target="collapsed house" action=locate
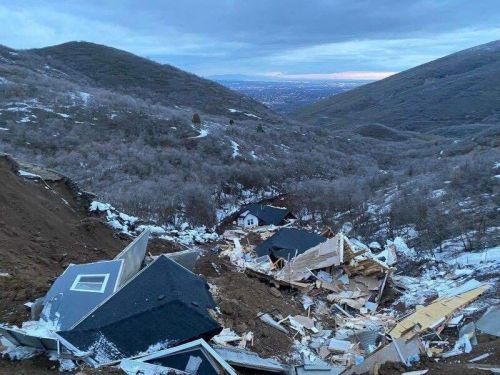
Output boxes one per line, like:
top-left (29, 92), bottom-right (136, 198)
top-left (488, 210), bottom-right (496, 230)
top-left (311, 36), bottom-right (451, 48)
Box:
top-left (120, 339), bottom-right (238, 375)
top-left (255, 228), bottom-right (326, 263)
top-left (59, 255), bottom-right (221, 365)
top-left (0, 230), bottom-right (222, 368)
top-left (237, 204), bottom-right (294, 229)
top-left (218, 225), bottom-right (494, 373)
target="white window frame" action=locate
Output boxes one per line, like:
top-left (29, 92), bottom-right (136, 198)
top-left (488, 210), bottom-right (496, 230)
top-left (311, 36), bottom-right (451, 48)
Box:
top-left (70, 273), bottom-right (110, 293)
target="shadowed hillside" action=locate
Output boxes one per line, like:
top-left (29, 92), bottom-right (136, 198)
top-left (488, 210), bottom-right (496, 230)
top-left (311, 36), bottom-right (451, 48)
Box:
top-left (293, 40), bottom-right (500, 133)
top-left (32, 42), bottom-right (279, 121)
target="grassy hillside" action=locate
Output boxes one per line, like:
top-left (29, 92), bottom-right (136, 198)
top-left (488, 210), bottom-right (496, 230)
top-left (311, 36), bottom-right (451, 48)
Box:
top-left (292, 40), bottom-right (500, 133)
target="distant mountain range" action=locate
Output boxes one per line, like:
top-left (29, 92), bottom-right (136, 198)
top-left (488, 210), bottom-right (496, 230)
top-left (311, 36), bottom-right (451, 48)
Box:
top-left (292, 40), bottom-right (500, 133)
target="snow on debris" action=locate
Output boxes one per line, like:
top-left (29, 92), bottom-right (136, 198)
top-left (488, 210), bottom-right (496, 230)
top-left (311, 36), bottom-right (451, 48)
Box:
top-left (89, 200), bottom-right (219, 245)
top-left (18, 116), bottom-right (31, 123)
top-left (1, 341), bottom-right (40, 360)
top-left (230, 140), bottom-right (240, 158)
top-left (0, 127), bottom-right (9, 131)
top-left (445, 245), bottom-right (500, 267)
top-left (89, 333), bottom-right (124, 364)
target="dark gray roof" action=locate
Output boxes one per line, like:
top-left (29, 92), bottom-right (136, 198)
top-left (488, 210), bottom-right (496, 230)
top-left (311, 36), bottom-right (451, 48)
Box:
top-left (59, 255), bottom-right (220, 364)
top-left (242, 204), bottom-right (290, 226)
top-left (254, 228), bottom-right (326, 259)
top-left (146, 347), bottom-right (218, 375)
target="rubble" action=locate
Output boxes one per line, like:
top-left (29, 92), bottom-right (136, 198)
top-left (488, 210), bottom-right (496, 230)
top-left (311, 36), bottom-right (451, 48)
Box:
top-left (213, 219), bottom-right (499, 374)
top-left (0, 231), bottom-right (221, 369)
top-left (476, 305), bottom-right (500, 337)
top-left (1, 197), bottom-right (498, 374)
top-left (390, 284), bottom-right (490, 339)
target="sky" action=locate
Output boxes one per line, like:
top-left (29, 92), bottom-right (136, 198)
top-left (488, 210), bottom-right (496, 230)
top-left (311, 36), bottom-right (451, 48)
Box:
top-left (0, 0), bottom-right (499, 80)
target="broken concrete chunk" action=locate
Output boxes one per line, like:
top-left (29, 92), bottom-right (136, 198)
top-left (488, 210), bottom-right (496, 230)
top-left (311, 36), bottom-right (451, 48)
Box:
top-left (211, 328), bottom-right (241, 346)
top-left (476, 305), bottom-right (500, 337)
top-left (328, 338), bottom-right (351, 353)
top-left (289, 315), bottom-right (318, 334)
top-left (269, 287), bottom-right (282, 298)
top-left (257, 312), bottom-right (288, 334)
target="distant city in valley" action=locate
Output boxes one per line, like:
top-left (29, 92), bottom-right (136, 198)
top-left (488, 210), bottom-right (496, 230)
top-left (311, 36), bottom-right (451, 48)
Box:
top-left (214, 79), bottom-right (370, 113)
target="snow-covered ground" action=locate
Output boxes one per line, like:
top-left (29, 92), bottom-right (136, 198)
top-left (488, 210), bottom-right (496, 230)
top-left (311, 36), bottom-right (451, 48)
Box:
top-left (89, 200), bottom-right (219, 245)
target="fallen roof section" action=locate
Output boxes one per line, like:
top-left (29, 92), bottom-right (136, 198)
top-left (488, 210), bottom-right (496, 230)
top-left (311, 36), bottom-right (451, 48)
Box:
top-left (254, 228), bottom-right (326, 259)
top-left (342, 337), bottom-right (424, 375)
top-left (59, 255), bottom-right (221, 365)
top-left (276, 234), bottom-right (344, 282)
top-left (122, 339), bottom-right (237, 375)
top-left (390, 284), bottom-right (490, 339)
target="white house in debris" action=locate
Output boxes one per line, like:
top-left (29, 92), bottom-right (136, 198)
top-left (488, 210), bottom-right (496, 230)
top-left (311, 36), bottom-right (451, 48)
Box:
top-left (237, 210), bottom-right (259, 228)
top-left (237, 204), bottom-right (293, 229)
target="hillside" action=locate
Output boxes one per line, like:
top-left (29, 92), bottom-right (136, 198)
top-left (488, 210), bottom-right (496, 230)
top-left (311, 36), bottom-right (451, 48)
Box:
top-left (0, 41), bottom-right (498, 255)
top-left (31, 42), bottom-right (279, 121)
top-left (292, 40), bottom-right (500, 133)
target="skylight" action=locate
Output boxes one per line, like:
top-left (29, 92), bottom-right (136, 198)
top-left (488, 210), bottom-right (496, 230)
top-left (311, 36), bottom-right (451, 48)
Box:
top-left (70, 274), bottom-right (109, 293)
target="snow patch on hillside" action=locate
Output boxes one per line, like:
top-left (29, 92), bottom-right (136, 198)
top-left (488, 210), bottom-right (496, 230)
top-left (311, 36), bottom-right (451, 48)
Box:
top-left (230, 140), bottom-right (240, 158)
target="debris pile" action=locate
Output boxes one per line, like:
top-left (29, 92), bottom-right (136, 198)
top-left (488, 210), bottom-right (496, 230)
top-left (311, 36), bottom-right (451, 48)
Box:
top-left (1, 202), bottom-right (498, 374)
top-left (212, 206), bottom-right (497, 374)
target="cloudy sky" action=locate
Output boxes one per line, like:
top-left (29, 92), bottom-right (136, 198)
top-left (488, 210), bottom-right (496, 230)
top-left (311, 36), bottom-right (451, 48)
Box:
top-left (1, 0), bottom-right (499, 80)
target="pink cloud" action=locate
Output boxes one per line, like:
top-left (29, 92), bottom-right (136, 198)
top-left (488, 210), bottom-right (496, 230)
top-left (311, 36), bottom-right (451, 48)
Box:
top-left (262, 71), bottom-right (397, 80)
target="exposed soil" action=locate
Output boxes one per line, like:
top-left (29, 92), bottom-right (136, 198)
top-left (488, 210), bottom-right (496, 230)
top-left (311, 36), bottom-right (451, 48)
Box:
top-left (373, 336), bottom-right (500, 375)
top-left (0, 156), bottom-right (131, 325)
top-left (195, 251), bottom-right (307, 361)
top-left (0, 156), bottom-right (172, 374)
top-left (1, 155), bottom-right (498, 374)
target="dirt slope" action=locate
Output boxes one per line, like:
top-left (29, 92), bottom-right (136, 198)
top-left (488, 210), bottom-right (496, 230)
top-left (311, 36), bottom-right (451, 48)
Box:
top-left (0, 155), bottom-right (127, 325)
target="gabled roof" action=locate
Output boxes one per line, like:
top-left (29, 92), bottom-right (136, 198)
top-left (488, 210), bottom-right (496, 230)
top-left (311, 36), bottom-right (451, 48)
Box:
top-left (241, 204), bottom-right (290, 226)
top-left (59, 255), bottom-right (221, 365)
top-left (254, 228), bottom-right (326, 259)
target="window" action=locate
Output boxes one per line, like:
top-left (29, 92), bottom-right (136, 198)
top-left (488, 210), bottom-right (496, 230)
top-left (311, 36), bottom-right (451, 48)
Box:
top-left (247, 218), bottom-right (254, 225)
top-left (70, 274), bottom-right (109, 293)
